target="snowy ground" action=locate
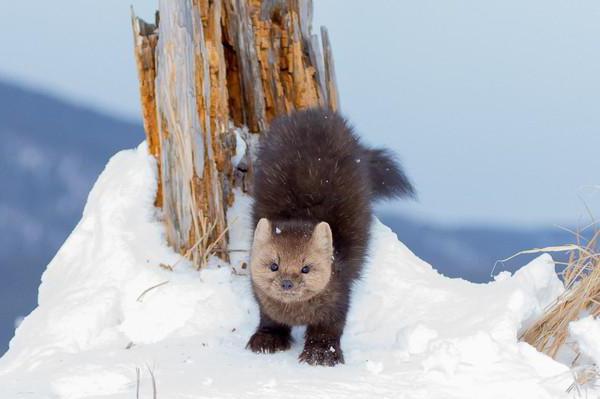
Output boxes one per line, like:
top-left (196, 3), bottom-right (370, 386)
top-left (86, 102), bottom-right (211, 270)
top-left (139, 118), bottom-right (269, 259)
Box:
top-left (0, 143), bottom-right (597, 398)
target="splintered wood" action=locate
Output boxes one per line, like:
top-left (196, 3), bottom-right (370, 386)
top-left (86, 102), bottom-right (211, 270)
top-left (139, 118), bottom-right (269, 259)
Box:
top-left (131, 0), bottom-right (338, 267)
top-left (131, 13), bottom-right (161, 206)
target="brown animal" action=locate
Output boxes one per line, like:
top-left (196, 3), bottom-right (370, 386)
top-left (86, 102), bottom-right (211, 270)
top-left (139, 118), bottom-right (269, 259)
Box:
top-left (246, 108), bottom-right (414, 366)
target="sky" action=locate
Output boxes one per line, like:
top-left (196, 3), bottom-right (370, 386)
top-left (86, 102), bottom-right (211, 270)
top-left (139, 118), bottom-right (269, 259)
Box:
top-left (1, 0), bottom-right (599, 228)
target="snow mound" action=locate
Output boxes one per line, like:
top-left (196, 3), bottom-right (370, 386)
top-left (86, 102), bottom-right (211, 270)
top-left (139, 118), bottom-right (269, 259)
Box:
top-left (0, 144), bottom-right (588, 398)
top-left (570, 316), bottom-right (600, 366)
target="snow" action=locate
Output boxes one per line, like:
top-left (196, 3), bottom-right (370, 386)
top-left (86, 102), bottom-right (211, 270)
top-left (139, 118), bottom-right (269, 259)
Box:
top-left (231, 127), bottom-right (248, 169)
top-left (0, 143), bottom-right (594, 398)
top-left (570, 316), bottom-right (600, 365)
top-left (226, 186), bottom-right (252, 272)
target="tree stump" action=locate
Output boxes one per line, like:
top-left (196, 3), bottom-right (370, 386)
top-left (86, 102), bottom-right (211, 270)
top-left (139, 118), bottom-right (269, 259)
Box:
top-left (131, 0), bottom-right (338, 268)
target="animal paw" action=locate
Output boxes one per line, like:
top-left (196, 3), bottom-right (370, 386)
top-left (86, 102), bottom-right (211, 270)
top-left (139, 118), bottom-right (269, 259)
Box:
top-left (299, 338), bottom-right (344, 366)
top-left (246, 329), bottom-right (292, 354)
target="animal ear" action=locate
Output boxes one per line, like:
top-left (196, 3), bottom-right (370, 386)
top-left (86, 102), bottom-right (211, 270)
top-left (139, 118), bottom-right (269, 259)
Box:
top-left (252, 218), bottom-right (272, 249)
top-left (311, 222), bottom-right (333, 254)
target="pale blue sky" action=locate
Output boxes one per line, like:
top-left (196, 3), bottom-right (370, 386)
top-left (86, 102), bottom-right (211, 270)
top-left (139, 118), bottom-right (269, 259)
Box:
top-left (2, 1), bottom-right (599, 227)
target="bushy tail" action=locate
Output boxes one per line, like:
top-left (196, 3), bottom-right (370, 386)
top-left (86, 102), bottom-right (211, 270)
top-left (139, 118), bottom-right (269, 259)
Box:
top-left (363, 148), bottom-right (415, 200)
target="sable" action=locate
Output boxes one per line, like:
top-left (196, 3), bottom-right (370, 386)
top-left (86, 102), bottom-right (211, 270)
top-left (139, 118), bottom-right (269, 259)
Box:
top-left (246, 108), bottom-right (414, 366)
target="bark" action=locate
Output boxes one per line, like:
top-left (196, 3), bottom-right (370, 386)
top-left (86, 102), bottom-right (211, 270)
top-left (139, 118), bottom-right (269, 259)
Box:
top-left (131, 0), bottom-right (338, 268)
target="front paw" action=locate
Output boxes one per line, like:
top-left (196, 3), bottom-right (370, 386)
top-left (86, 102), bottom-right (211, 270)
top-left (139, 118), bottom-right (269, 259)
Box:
top-left (299, 338), bottom-right (344, 366)
top-left (246, 329), bottom-right (292, 354)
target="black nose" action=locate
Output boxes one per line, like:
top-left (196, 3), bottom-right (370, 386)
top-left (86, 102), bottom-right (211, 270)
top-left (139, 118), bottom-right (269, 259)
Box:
top-left (281, 279), bottom-right (294, 290)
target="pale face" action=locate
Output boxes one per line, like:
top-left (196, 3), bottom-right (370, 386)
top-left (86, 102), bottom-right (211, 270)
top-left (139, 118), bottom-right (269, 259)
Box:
top-left (250, 219), bottom-right (334, 303)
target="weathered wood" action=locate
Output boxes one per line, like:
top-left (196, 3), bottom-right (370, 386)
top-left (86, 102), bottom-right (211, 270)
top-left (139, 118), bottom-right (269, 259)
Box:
top-left (249, 0), bottom-right (326, 121)
top-left (131, 11), bottom-right (161, 206)
top-left (131, 0), bottom-right (339, 268)
top-left (321, 26), bottom-right (339, 111)
top-left (223, 0), bottom-right (268, 132)
top-left (153, 0), bottom-right (208, 266)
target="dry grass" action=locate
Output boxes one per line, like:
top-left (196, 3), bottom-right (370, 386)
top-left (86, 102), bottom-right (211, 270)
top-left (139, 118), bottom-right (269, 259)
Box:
top-left (518, 225), bottom-right (600, 394)
top-left (135, 365), bottom-right (158, 399)
top-left (520, 228), bottom-right (600, 358)
top-left (197, 217), bottom-right (234, 270)
top-left (159, 216), bottom-right (236, 272)
top-left (567, 365), bottom-right (600, 395)
top-left (136, 281), bottom-right (170, 303)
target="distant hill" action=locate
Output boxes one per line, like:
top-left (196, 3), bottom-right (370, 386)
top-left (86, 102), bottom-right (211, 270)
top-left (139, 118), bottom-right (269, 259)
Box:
top-left (378, 213), bottom-right (572, 283)
top-left (0, 80), bottom-right (144, 353)
top-left (0, 79), bottom-right (574, 354)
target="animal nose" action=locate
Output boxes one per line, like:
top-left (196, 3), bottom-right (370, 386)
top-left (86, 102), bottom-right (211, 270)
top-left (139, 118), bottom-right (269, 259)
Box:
top-left (281, 279), bottom-right (294, 290)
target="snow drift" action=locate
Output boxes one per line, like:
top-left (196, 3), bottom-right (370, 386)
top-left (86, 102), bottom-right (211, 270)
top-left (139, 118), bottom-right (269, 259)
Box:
top-left (0, 144), bottom-right (594, 398)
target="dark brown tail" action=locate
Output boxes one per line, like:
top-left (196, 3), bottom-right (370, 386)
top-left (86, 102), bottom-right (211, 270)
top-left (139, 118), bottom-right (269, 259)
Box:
top-left (363, 148), bottom-right (415, 200)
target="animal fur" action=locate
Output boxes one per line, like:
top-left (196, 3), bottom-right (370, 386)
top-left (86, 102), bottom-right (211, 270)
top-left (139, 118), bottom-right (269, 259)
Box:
top-left (246, 108), bottom-right (414, 366)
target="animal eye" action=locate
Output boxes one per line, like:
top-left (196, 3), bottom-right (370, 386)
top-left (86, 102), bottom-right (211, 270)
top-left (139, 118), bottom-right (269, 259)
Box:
top-left (270, 263), bottom-right (279, 272)
top-left (301, 265), bottom-right (310, 274)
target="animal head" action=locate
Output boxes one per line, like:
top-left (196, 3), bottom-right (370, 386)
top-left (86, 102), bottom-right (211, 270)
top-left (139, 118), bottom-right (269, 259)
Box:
top-left (250, 218), bottom-right (334, 303)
